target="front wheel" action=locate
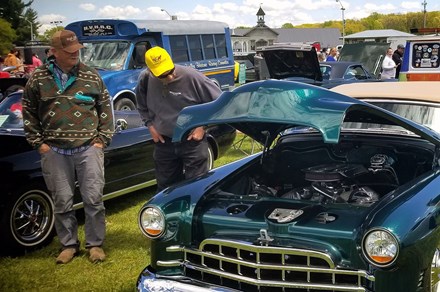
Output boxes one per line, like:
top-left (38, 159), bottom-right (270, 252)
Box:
top-left (207, 144), bottom-right (214, 170)
top-left (114, 98), bottom-right (136, 111)
top-left (0, 185), bottom-right (55, 255)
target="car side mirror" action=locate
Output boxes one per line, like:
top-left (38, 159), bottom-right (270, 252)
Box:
top-left (115, 118), bottom-right (128, 132)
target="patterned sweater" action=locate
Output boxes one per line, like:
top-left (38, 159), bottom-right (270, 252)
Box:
top-left (23, 62), bottom-right (114, 149)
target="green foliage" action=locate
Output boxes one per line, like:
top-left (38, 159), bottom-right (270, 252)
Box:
top-left (0, 0), bottom-right (40, 49)
top-left (0, 19), bottom-right (17, 55)
top-left (287, 11), bottom-right (439, 34)
top-left (40, 27), bottom-right (65, 43)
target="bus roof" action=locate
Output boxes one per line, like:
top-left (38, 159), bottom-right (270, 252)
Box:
top-left (133, 20), bottom-right (229, 34)
top-left (66, 19), bottom-right (229, 36)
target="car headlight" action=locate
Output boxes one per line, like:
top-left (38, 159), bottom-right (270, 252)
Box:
top-left (139, 206), bottom-right (165, 239)
top-left (362, 228), bottom-right (399, 267)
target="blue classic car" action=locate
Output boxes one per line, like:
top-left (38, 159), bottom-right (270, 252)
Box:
top-left (0, 91), bottom-right (236, 254)
top-left (138, 80), bottom-right (440, 291)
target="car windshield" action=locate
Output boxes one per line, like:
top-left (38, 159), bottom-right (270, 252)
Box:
top-left (80, 41), bottom-right (130, 70)
top-left (343, 101), bottom-right (440, 134)
top-left (0, 93), bottom-right (23, 129)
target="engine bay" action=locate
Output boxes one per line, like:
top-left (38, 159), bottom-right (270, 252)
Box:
top-left (218, 137), bottom-right (436, 207)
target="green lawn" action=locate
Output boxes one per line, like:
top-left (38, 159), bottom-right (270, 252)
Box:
top-left (0, 132), bottom-right (255, 292)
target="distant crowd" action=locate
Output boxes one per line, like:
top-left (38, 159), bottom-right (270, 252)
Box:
top-left (317, 47), bottom-right (340, 62)
top-left (317, 44), bottom-right (404, 80)
top-left (0, 48), bottom-right (53, 76)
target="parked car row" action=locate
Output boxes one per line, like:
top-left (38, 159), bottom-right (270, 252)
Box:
top-left (0, 91), bottom-right (236, 254)
top-left (241, 43), bottom-right (383, 89)
top-left (137, 80), bottom-right (440, 292)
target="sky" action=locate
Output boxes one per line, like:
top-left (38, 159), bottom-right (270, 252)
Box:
top-left (32, 0), bottom-right (438, 34)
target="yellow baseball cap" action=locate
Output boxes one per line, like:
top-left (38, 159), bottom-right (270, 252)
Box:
top-left (145, 47), bottom-right (174, 77)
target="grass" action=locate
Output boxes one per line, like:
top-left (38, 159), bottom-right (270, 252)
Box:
top-left (0, 132), bottom-right (256, 292)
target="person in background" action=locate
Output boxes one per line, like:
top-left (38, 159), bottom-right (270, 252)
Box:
top-left (15, 50), bottom-right (25, 74)
top-left (381, 47), bottom-right (397, 80)
top-left (4, 49), bottom-right (21, 73)
top-left (135, 46), bottom-right (222, 191)
top-left (326, 47), bottom-right (338, 62)
top-left (317, 52), bottom-right (326, 62)
top-left (27, 53), bottom-right (43, 74)
top-left (392, 44), bottom-right (404, 79)
top-left (22, 30), bottom-right (114, 265)
top-left (43, 48), bottom-right (54, 64)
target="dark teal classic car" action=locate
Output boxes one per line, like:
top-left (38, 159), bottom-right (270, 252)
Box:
top-left (137, 80), bottom-right (440, 292)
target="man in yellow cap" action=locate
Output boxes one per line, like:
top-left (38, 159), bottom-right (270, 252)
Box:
top-left (22, 30), bottom-right (114, 264)
top-left (135, 46), bottom-right (222, 191)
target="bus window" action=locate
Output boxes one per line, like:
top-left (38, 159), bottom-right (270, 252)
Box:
top-left (129, 42), bottom-right (151, 69)
top-left (188, 35), bottom-right (203, 61)
top-left (215, 34), bottom-right (227, 58)
top-left (170, 36), bottom-right (189, 63)
top-left (202, 35), bottom-right (216, 59)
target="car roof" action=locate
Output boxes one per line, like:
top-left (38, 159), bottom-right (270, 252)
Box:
top-left (331, 81), bottom-right (440, 103)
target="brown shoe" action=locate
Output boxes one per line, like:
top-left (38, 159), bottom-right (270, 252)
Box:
top-left (89, 247), bottom-right (106, 263)
top-left (56, 248), bottom-right (78, 264)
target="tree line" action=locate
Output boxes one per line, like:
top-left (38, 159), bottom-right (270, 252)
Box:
top-left (283, 11), bottom-right (440, 35)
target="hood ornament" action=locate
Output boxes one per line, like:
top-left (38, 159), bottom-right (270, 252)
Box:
top-left (258, 229), bottom-right (273, 246)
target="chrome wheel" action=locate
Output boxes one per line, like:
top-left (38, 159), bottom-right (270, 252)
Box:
top-left (207, 144), bottom-right (214, 170)
top-left (9, 188), bottom-right (55, 249)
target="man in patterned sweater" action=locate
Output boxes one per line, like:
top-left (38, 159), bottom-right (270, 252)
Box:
top-left (22, 30), bottom-right (114, 264)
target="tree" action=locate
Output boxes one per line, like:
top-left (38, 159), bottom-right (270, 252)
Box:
top-left (281, 23), bottom-right (294, 28)
top-left (40, 26), bottom-right (65, 43)
top-left (0, 0), bottom-right (40, 46)
top-left (0, 18), bottom-right (17, 55)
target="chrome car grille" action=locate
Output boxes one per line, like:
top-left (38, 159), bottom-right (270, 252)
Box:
top-left (159, 239), bottom-right (375, 292)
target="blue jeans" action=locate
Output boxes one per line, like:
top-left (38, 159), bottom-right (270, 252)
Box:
top-left (41, 146), bottom-right (105, 249)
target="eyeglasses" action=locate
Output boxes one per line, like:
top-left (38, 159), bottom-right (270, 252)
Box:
top-left (158, 68), bottom-right (175, 79)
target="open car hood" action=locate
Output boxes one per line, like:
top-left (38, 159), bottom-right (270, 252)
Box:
top-left (173, 80), bottom-right (440, 147)
top-left (257, 44), bottom-right (323, 81)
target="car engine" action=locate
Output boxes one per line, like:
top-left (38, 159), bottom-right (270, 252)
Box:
top-left (249, 154), bottom-right (400, 207)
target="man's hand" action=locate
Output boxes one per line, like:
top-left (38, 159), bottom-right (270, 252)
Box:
top-left (148, 125), bottom-right (165, 143)
top-left (38, 143), bottom-right (51, 154)
top-left (187, 126), bottom-right (205, 141)
top-left (93, 142), bottom-right (104, 148)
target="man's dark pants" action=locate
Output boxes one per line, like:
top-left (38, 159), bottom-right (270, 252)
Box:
top-left (154, 136), bottom-right (209, 191)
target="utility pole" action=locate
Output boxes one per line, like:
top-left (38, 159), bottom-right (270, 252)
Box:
top-left (336, 0), bottom-right (346, 46)
top-left (161, 8), bottom-right (177, 20)
top-left (26, 19), bottom-right (33, 41)
top-left (422, 0), bottom-right (427, 28)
